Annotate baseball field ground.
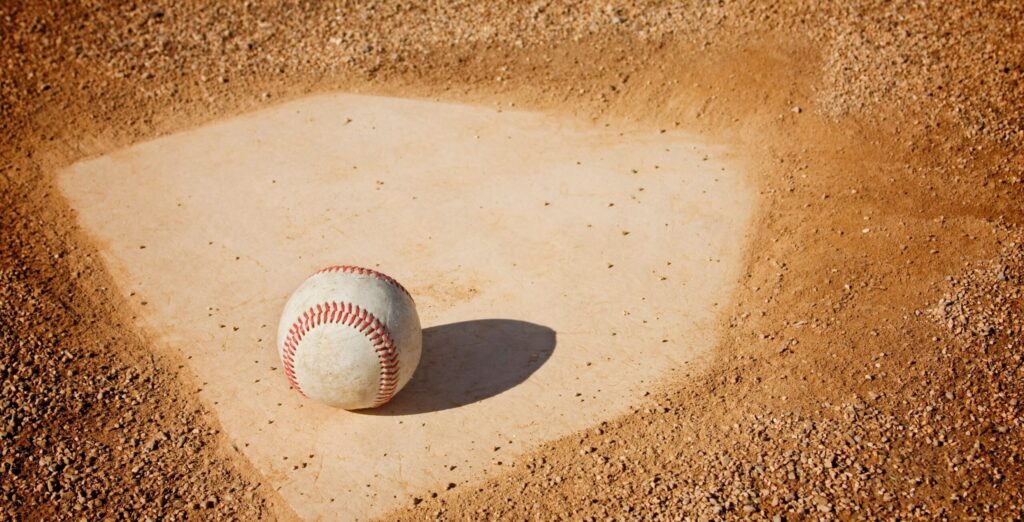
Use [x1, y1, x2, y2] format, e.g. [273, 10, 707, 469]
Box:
[2, 1, 1022, 520]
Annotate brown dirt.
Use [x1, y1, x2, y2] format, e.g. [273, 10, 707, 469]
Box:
[1, 1, 1022, 520]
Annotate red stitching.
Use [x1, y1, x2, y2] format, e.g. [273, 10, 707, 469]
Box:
[314, 265, 413, 301]
[281, 301, 401, 407]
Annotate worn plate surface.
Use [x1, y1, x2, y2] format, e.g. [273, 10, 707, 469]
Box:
[60, 93, 754, 520]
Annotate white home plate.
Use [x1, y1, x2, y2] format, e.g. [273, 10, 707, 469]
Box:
[60, 93, 754, 520]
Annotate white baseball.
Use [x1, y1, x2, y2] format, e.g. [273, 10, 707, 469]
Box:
[277, 266, 422, 409]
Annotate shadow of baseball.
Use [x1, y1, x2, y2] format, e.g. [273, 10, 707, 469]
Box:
[361, 319, 556, 415]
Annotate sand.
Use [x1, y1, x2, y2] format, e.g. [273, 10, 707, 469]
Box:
[2, 1, 1022, 520]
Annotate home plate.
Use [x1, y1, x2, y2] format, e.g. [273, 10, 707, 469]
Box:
[59, 93, 755, 520]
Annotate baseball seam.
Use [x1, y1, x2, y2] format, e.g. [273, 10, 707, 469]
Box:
[280, 301, 400, 407]
[314, 265, 413, 301]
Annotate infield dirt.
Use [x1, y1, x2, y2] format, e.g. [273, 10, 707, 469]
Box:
[1, 2, 1022, 520]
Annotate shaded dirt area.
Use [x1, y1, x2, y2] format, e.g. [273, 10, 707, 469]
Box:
[1, 1, 1022, 520]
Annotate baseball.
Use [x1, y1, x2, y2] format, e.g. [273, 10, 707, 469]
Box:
[277, 265, 422, 409]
